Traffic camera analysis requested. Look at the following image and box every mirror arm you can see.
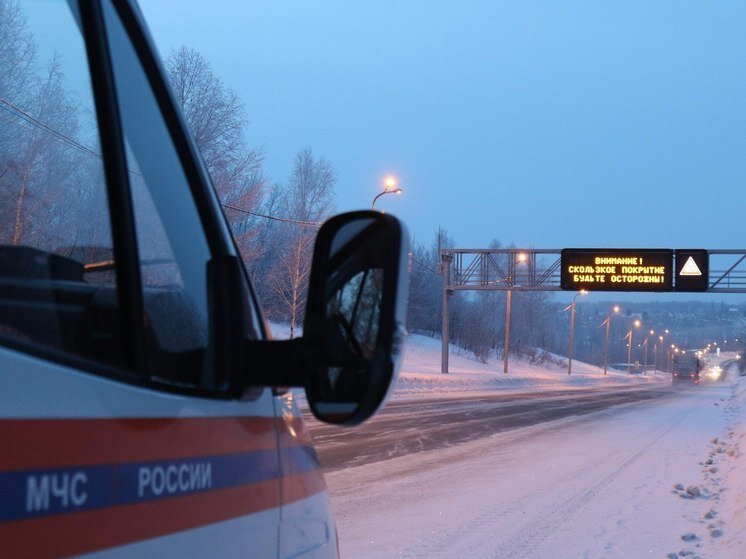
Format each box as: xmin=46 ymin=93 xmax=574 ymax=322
xmin=244 ymin=338 xmax=312 ymax=387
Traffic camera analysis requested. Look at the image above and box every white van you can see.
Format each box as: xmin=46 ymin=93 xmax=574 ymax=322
xmin=0 ymin=1 xmax=408 ymax=557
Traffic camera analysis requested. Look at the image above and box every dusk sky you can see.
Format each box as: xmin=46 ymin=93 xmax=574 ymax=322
xmin=138 ymin=1 xmax=746 ymax=301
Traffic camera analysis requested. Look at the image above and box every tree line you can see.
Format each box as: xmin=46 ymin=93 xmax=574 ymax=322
xmin=168 ymin=46 xmax=746 ymax=364
xmin=165 ymin=47 xmax=568 ymax=356
xmin=7 ymin=2 xmax=734 ymax=369
xmin=0 ymin=0 xmax=564 ymax=360
xmin=165 ymin=46 xmax=335 ymax=337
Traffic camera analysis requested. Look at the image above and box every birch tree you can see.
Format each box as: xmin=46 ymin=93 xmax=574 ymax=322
xmin=166 ymin=46 xmax=267 ymax=262
xmin=269 ymin=148 xmax=336 ymax=336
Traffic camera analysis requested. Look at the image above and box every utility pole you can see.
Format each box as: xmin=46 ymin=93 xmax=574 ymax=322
xmin=625 ymin=319 xmax=641 ymax=374
xmin=441 ymin=253 xmax=452 ymax=374
xmin=602 ymin=317 xmax=611 ymax=375
xmin=566 ymin=290 xmax=586 ymax=375
xmin=600 ymin=305 xmax=619 ymax=375
xmin=626 ymin=331 xmax=632 ymax=374
xmin=503 ymin=289 xmax=512 ymax=374
xmin=568 ymin=301 xmax=576 ymax=375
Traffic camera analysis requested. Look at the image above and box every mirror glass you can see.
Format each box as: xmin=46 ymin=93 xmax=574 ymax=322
xmin=328 ymin=269 xmax=383 ymax=359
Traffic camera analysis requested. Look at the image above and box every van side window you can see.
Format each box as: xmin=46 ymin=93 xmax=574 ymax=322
xmin=0 ymin=1 xmax=123 ymax=367
xmin=102 ymin=0 xmax=212 ymax=383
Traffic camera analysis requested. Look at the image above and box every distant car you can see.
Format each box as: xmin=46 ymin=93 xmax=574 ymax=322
xmin=672 ymin=371 xmax=700 ymax=383
xmin=672 ymin=353 xmax=702 ymax=384
xmin=708 ymin=365 xmax=723 ymax=379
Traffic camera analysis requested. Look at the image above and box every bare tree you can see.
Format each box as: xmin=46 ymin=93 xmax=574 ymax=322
xmin=281 ymin=147 xmax=335 ymax=222
xmin=270 ymin=229 xmax=315 ymax=338
xmin=0 ymin=40 xmax=90 ymax=252
xmin=0 ymin=0 xmax=36 ymax=236
xmin=268 ymin=147 xmax=336 ymax=336
xmin=165 ymin=46 xmax=267 ymax=261
xmin=0 ymin=0 xmax=35 ymax=104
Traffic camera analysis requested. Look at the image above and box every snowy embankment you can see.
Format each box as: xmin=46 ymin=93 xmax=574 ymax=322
xmin=268 ymin=323 xmax=746 ymax=557
xmin=268 ymin=322 xmax=668 ymax=402
xmin=394 ymin=332 xmax=665 ymax=400
xmin=326 ymin=353 xmax=746 ymax=558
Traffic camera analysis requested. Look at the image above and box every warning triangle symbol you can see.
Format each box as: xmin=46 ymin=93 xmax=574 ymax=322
xmin=680 ymin=256 xmax=702 ymax=276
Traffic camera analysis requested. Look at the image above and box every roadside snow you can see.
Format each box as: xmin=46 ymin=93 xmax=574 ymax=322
xmin=268 ymin=323 xmax=667 ymax=403
xmin=394 ymin=332 xmax=664 ymax=401
xmin=327 ymin=355 xmax=746 ymax=558
xmin=269 ymin=322 xmax=746 ymax=557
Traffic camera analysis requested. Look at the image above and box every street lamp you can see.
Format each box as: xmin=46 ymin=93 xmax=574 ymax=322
xmin=565 ymin=289 xmax=587 ymax=375
xmin=625 ymin=319 xmax=641 ymax=374
xmin=504 ymin=253 xmax=529 ymax=374
xmin=642 ymin=329 xmax=654 ymax=375
xmin=655 ymin=334 xmax=664 ymax=372
xmin=600 ymin=304 xmax=620 ymax=375
xmin=372 ymin=176 xmax=403 ymax=210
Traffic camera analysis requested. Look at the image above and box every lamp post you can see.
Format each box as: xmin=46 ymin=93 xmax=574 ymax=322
xmin=600 ymin=305 xmax=620 ymax=375
xmin=655 ymin=334 xmax=664 ymax=372
xmin=625 ymin=319 xmax=641 ymax=374
xmin=566 ymin=290 xmax=587 ymax=375
xmin=372 ymin=176 xmax=403 ymax=210
xmin=643 ymin=330 xmax=654 ymax=375
xmin=504 ymin=253 xmax=527 ymax=375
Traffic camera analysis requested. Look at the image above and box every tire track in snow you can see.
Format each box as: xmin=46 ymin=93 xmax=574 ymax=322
xmin=395 ymin=400 xmax=695 ymax=559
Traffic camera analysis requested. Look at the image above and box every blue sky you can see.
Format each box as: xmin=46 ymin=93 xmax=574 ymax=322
xmin=138 ymin=1 xmax=746 ymax=263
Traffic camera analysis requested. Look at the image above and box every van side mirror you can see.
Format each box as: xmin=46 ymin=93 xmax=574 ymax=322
xmin=246 ymin=211 xmax=408 ymax=425
xmin=303 ymin=211 xmax=408 ymax=424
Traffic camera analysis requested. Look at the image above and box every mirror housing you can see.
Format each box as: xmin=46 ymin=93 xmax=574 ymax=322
xmin=246 ymin=211 xmax=408 ymax=425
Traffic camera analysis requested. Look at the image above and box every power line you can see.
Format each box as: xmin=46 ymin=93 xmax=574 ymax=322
xmin=0 ymin=96 xmax=101 ymax=160
xmin=1 ymin=96 xmax=324 ymax=230
xmin=411 ymin=256 xmax=440 ymax=276
xmin=220 ymin=203 xmax=322 ymax=228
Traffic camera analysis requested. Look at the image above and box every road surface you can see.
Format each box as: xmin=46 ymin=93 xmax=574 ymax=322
xmin=311 ymin=363 xmax=745 ymax=558
xmin=308 ymin=383 xmax=676 ymax=472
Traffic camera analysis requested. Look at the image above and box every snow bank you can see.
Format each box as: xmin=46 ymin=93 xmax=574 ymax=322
xmin=268 ymin=322 xmax=665 ymax=404
xmin=711 ymin=369 xmax=746 ymax=558
xmin=394 ymin=333 xmax=664 ymax=401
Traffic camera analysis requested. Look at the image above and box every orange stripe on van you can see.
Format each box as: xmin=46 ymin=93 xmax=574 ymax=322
xmin=0 ymin=417 xmax=278 ymax=470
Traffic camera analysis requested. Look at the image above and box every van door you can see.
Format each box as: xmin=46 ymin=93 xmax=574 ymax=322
xmin=0 ymin=1 xmax=280 ymax=556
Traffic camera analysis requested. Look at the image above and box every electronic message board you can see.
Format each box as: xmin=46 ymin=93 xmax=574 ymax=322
xmin=561 ymin=249 xmax=674 ymax=292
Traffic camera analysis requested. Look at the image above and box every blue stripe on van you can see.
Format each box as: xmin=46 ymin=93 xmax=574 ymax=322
xmin=0 ymin=446 xmax=318 ymax=523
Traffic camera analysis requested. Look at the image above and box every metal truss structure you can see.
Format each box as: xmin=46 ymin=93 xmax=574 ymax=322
xmin=438 ymin=248 xmax=746 ymax=374
xmin=440 ymin=249 xmax=746 ymax=293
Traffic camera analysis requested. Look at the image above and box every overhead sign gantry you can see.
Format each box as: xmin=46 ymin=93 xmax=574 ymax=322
xmin=438 ymin=247 xmax=746 ymax=374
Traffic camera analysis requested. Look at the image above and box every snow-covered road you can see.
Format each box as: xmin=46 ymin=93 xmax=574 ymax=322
xmin=325 ymin=363 xmax=746 ymax=558
xmin=310 ymin=384 xmax=675 ymax=472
